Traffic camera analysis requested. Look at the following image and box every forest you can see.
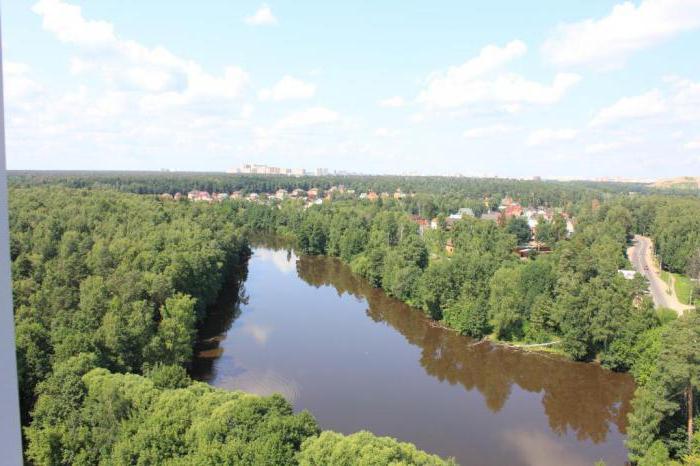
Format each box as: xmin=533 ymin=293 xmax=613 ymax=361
xmin=10 ymin=186 xmax=452 ymax=465
xmin=8 ymin=174 xmax=700 ymax=465
xmin=223 ymin=182 xmax=700 ymax=464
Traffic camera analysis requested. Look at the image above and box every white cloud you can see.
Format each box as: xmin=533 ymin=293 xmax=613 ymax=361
xmin=4 ymin=61 xmax=43 ymax=101
xmin=585 ymin=141 xmax=624 ymax=153
xmin=527 ymin=128 xmax=577 ymax=146
xmin=431 ymin=40 xmax=527 ymax=82
xmin=463 ymin=124 xmax=513 ymax=139
xmin=375 ymin=128 xmax=400 ymax=137
xmin=32 ymin=0 xmax=249 ymax=106
xmin=409 ymin=113 xmax=425 ymax=123
xmin=259 ymin=76 xmax=316 ymax=101
xmin=276 ymin=107 xmax=339 ymax=129
xmin=542 ymin=0 xmax=700 ymax=67
xmin=6 ymin=1 xmax=257 ymax=171
xmin=591 ymin=90 xmax=667 ymax=126
xmin=665 ymin=76 xmax=700 ymax=122
xmin=32 ymin=0 xmax=115 ymax=47
xmin=685 ymin=140 xmax=700 ymax=150
xmin=378 ymin=96 xmax=406 ymax=108
xmin=418 ymin=40 xmax=580 ymax=109
xmin=5 ymin=62 xmax=31 ymax=75
xmin=245 ymin=4 xmax=277 ymax=26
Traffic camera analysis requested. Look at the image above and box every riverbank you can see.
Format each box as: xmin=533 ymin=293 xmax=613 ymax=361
xmin=247 ymin=233 xmax=638 ymax=368
xmin=193 ymin=243 xmax=635 ymax=466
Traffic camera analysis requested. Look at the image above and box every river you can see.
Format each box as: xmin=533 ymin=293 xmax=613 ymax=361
xmin=191 ymin=243 xmax=635 ymax=466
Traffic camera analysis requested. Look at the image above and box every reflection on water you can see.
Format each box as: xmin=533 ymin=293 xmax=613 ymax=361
xmin=217 ymin=370 xmax=302 ymax=403
xmin=191 ymin=264 xmax=247 ymax=377
xmin=242 ymin=322 xmax=273 ymax=345
xmin=192 ymin=244 xmax=635 ymax=466
xmin=297 ymin=255 xmax=633 ymax=444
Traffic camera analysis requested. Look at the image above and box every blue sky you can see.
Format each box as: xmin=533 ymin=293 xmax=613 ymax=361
xmin=3 ymin=0 xmax=700 ymax=178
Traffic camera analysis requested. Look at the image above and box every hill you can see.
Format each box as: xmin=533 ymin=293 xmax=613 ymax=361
xmin=651 ymin=176 xmax=700 ymax=190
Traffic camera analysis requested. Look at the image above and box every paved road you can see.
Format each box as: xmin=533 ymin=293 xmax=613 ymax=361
xmin=628 ymin=235 xmax=693 ymax=314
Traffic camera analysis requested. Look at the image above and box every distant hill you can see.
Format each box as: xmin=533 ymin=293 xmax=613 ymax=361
xmin=651 ymin=176 xmax=700 ymax=190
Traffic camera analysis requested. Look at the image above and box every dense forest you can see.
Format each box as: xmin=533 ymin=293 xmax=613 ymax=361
xmin=10 ymin=186 xmax=453 ymax=465
xmin=220 ymin=183 xmax=700 ymax=464
xmin=8 ymin=174 xmax=700 ymax=465
xmin=8 ymin=169 xmax=653 ymax=204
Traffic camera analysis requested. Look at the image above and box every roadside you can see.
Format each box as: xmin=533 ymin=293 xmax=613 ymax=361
xmin=660 ymin=270 xmax=697 ymax=306
xmin=628 ymin=235 xmax=695 ymax=315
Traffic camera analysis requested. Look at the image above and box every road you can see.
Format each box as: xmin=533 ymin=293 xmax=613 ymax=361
xmin=628 ymin=235 xmax=694 ymax=315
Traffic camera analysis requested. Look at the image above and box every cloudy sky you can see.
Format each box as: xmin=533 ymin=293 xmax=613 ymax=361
xmin=3 ymin=0 xmax=700 ymax=178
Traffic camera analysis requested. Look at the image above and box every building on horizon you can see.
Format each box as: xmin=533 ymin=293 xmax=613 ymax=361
xmin=228 ymin=164 xmax=318 ymax=176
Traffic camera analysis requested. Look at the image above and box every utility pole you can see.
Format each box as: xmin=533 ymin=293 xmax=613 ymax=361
xmin=0 ymin=10 xmax=24 ymax=464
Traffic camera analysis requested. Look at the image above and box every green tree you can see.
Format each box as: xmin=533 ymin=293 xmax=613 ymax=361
xmin=298 ymin=431 xmax=456 ymax=466
xmin=657 ymin=311 xmax=700 ymax=450
xmin=145 ymin=294 xmax=197 ymax=367
xmin=488 ymin=265 xmax=525 ymax=340
xmin=145 ymin=363 xmax=192 ymax=389
xmin=506 ymin=216 xmax=531 ymax=244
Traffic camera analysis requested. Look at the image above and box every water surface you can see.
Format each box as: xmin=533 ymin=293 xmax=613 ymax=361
xmin=192 ymin=244 xmax=635 ymax=466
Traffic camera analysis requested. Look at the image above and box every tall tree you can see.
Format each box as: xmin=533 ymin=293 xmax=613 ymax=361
xmin=658 ymin=311 xmax=700 ymax=450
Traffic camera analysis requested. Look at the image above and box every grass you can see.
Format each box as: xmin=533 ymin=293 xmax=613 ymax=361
xmin=656 ymin=308 xmax=678 ymax=324
xmin=660 ymin=270 xmax=697 ymax=306
xmin=660 ymin=270 xmax=673 ymax=295
xmin=673 ymin=273 xmax=696 ymax=306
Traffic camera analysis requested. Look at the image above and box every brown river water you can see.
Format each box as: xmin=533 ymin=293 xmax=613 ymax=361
xmin=191 ymin=244 xmax=635 ymax=466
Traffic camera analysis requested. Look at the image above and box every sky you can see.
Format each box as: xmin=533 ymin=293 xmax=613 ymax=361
xmin=2 ymin=0 xmax=700 ymax=179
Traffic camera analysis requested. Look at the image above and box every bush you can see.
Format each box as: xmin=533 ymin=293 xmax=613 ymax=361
xmin=298 ymin=431 xmax=456 ymax=466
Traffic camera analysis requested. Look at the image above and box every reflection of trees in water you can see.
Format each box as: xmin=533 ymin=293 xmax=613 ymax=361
xmin=190 ymin=262 xmax=249 ymax=380
xmin=296 ymin=255 xmax=635 ymax=444
xmin=249 ymin=234 xmax=296 ymax=252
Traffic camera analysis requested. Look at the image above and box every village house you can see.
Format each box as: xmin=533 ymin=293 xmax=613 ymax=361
xmin=503 ymin=204 xmax=523 ymax=219
xmin=247 ymin=192 xmax=259 ymax=201
xmin=481 ymin=211 xmax=502 ymax=222
xmin=394 ymin=189 xmax=406 ymax=200
xmin=514 ymin=246 xmax=533 ymax=259
xmin=187 ymin=190 xmax=212 ymax=202
xmin=527 ymin=216 xmax=539 ymax=232
xmin=449 ymin=207 xmax=475 ymax=220
xmin=230 ymin=191 xmax=242 ymax=199
xmin=445 ymin=238 xmax=455 ymax=255
xmin=410 ymin=215 xmax=430 ymax=235
xmin=290 ymin=188 xmax=305 ymax=198
xmin=367 ymin=191 xmax=379 ymax=202
xmin=514 ymin=244 xmax=552 ymax=259
xmin=173 ymin=192 xmax=182 ymax=201
xmin=304 ymin=198 xmax=324 ymax=209
xmin=566 ymin=218 xmax=575 ymax=236
xmin=444 ymin=217 xmax=459 ymax=229
xmin=275 ymin=189 xmax=287 ymax=200
xmin=214 ymin=192 xmax=229 ymax=201
xmin=307 ymin=188 xmax=320 ymax=199
xmin=159 ymin=193 xmax=173 ymax=201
